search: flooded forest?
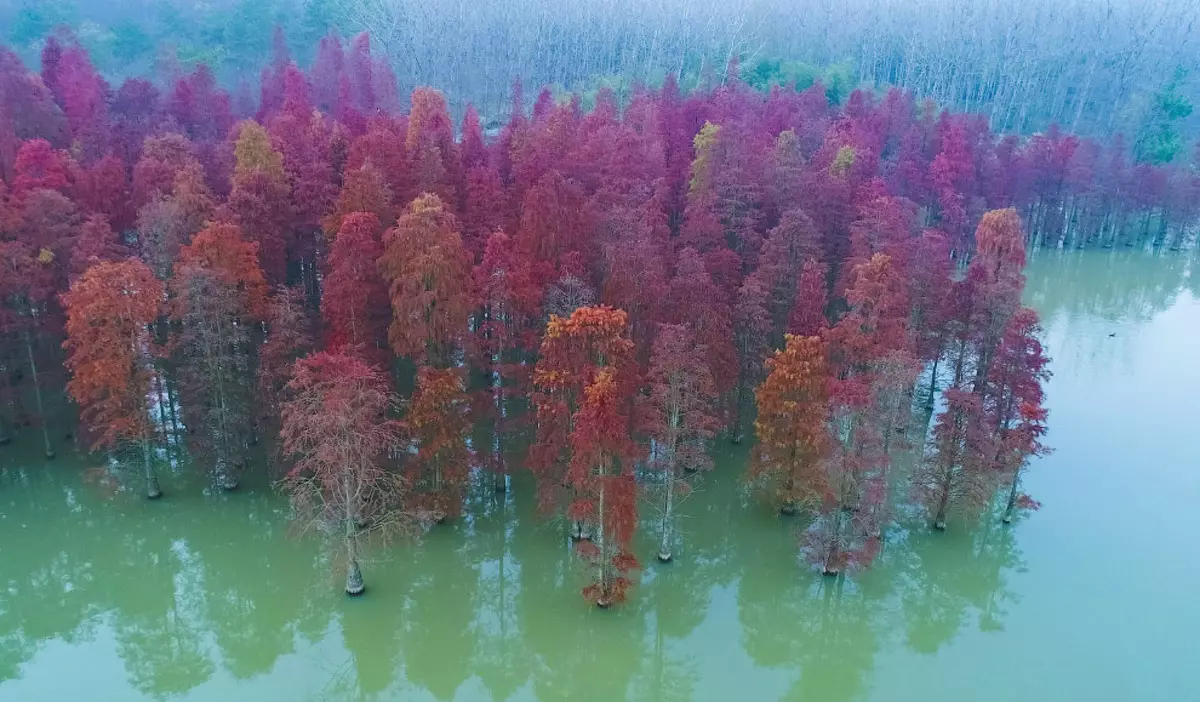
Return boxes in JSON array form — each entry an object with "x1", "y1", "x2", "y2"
[{"x1": 1, "y1": 1, "x2": 1199, "y2": 700}]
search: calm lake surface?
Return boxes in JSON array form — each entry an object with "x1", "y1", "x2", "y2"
[{"x1": 2, "y1": 250, "x2": 1198, "y2": 702}]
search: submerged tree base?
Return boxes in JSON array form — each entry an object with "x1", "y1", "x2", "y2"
[{"x1": 346, "y1": 561, "x2": 365, "y2": 596}]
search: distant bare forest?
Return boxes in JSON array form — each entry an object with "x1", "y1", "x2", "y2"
[{"x1": 2, "y1": 0, "x2": 1197, "y2": 156}]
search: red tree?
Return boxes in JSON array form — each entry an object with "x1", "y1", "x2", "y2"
[
  {"x1": 11, "y1": 138, "x2": 71, "y2": 198},
  {"x1": 914, "y1": 389, "x2": 993, "y2": 529},
  {"x1": 788, "y1": 259, "x2": 829, "y2": 337},
  {"x1": 379, "y1": 194, "x2": 472, "y2": 367},
  {"x1": 531, "y1": 306, "x2": 636, "y2": 540},
  {"x1": 638, "y1": 324, "x2": 719, "y2": 561},
  {"x1": 471, "y1": 231, "x2": 540, "y2": 488},
  {"x1": 751, "y1": 334, "x2": 830, "y2": 515},
  {"x1": 257, "y1": 286, "x2": 314, "y2": 445},
  {"x1": 280, "y1": 351, "x2": 405, "y2": 596},
  {"x1": 408, "y1": 367, "x2": 472, "y2": 521},
  {"x1": 171, "y1": 222, "x2": 267, "y2": 488},
  {"x1": 966, "y1": 208, "x2": 1028, "y2": 391},
  {"x1": 406, "y1": 87, "x2": 460, "y2": 207},
  {"x1": 69, "y1": 214, "x2": 128, "y2": 281},
  {"x1": 569, "y1": 368, "x2": 639, "y2": 606},
  {"x1": 731, "y1": 273, "x2": 772, "y2": 443},
  {"x1": 666, "y1": 248, "x2": 737, "y2": 409},
  {"x1": 229, "y1": 120, "x2": 293, "y2": 285},
  {"x1": 62, "y1": 259, "x2": 164, "y2": 497},
  {"x1": 323, "y1": 162, "x2": 394, "y2": 238},
  {"x1": 321, "y1": 212, "x2": 390, "y2": 362},
  {"x1": 984, "y1": 307, "x2": 1051, "y2": 523},
  {"x1": 810, "y1": 253, "x2": 912, "y2": 573}
]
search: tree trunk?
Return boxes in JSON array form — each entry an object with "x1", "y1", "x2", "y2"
[
  {"x1": 823, "y1": 509, "x2": 842, "y2": 576},
  {"x1": 164, "y1": 372, "x2": 181, "y2": 441},
  {"x1": 141, "y1": 436, "x2": 162, "y2": 499},
  {"x1": 24, "y1": 330, "x2": 53, "y2": 459},
  {"x1": 344, "y1": 476, "x2": 365, "y2": 596},
  {"x1": 659, "y1": 468, "x2": 674, "y2": 562},
  {"x1": 780, "y1": 468, "x2": 798, "y2": 515},
  {"x1": 925, "y1": 356, "x2": 940, "y2": 409},
  {"x1": 730, "y1": 386, "x2": 745, "y2": 444},
  {"x1": 216, "y1": 457, "x2": 238, "y2": 491},
  {"x1": 1002, "y1": 468, "x2": 1022, "y2": 524},
  {"x1": 596, "y1": 475, "x2": 610, "y2": 608},
  {"x1": 345, "y1": 552, "x2": 365, "y2": 596},
  {"x1": 934, "y1": 477, "x2": 950, "y2": 530}
]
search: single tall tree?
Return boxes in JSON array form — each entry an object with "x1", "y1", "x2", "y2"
[
  {"x1": 408, "y1": 367, "x2": 473, "y2": 521},
  {"x1": 379, "y1": 194, "x2": 472, "y2": 368},
  {"x1": 750, "y1": 334, "x2": 830, "y2": 515},
  {"x1": 322, "y1": 212, "x2": 389, "y2": 363},
  {"x1": 913, "y1": 389, "x2": 993, "y2": 530},
  {"x1": 984, "y1": 307, "x2": 1051, "y2": 523},
  {"x1": 638, "y1": 324, "x2": 720, "y2": 562},
  {"x1": 570, "y1": 368, "x2": 639, "y2": 607},
  {"x1": 62, "y1": 259, "x2": 164, "y2": 497},
  {"x1": 171, "y1": 222, "x2": 267, "y2": 489},
  {"x1": 280, "y1": 351, "x2": 405, "y2": 596}
]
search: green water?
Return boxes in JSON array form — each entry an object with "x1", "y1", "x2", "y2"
[{"x1": 2, "y1": 250, "x2": 1198, "y2": 702}]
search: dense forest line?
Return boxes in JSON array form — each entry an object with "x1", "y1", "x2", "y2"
[
  {"x1": 2, "y1": 0, "x2": 1198, "y2": 148},
  {"x1": 0, "y1": 24, "x2": 1180, "y2": 606}
]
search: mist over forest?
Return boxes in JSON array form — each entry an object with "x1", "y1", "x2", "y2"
[{"x1": 2, "y1": 0, "x2": 1198, "y2": 158}]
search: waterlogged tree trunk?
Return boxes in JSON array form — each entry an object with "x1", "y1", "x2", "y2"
[
  {"x1": 596, "y1": 473, "x2": 611, "y2": 608},
  {"x1": 214, "y1": 383, "x2": 237, "y2": 491},
  {"x1": 934, "y1": 473, "x2": 951, "y2": 531},
  {"x1": 731, "y1": 383, "x2": 747, "y2": 444},
  {"x1": 23, "y1": 330, "x2": 53, "y2": 459},
  {"x1": 659, "y1": 469, "x2": 675, "y2": 562},
  {"x1": 142, "y1": 435, "x2": 161, "y2": 499},
  {"x1": 781, "y1": 444, "x2": 799, "y2": 516},
  {"x1": 823, "y1": 418, "x2": 856, "y2": 576},
  {"x1": 154, "y1": 373, "x2": 171, "y2": 452},
  {"x1": 823, "y1": 505, "x2": 843, "y2": 576},
  {"x1": 211, "y1": 315, "x2": 238, "y2": 491},
  {"x1": 491, "y1": 360, "x2": 508, "y2": 494},
  {"x1": 345, "y1": 532, "x2": 365, "y2": 596},
  {"x1": 924, "y1": 357, "x2": 940, "y2": 410},
  {"x1": 1003, "y1": 467, "x2": 1023, "y2": 524},
  {"x1": 659, "y1": 404, "x2": 681, "y2": 561},
  {"x1": 344, "y1": 475, "x2": 365, "y2": 596},
  {"x1": 163, "y1": 369, "x2": 181, "y2": 441}
]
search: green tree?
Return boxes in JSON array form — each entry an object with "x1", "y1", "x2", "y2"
[{"x1": 1135, "y1": 68, "x2": 1194, "y2": 165}]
